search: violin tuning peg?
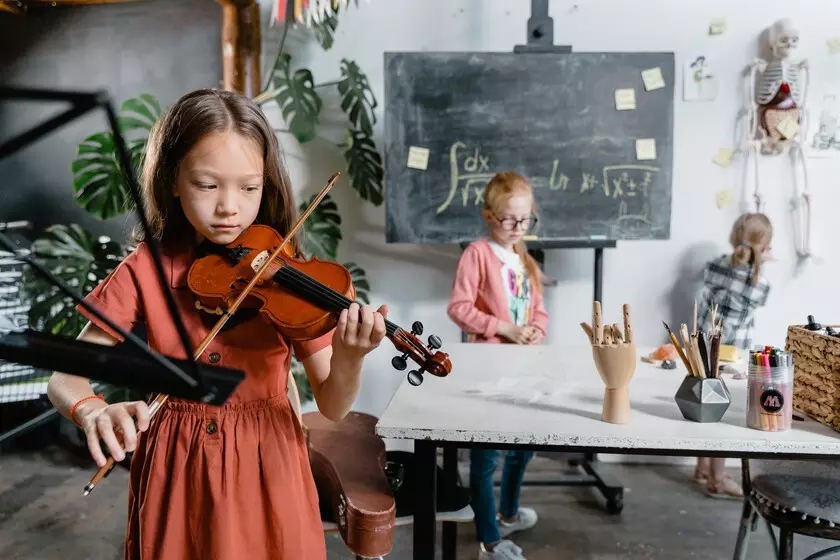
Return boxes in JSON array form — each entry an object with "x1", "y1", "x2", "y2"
[
  {"x1": 411, "y1": 321, "x2": 424, "y2": 336},
  {"x1": 391, "y1": 355, "x2": 408, "y2": 371},
  {"x1": 407, "y1": 370, "x2": 424, "y2": 387},
  {"x1": 427, "y1": 334, "x2": 442, "y2": 350}
]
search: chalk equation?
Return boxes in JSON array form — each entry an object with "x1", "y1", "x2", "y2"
[{"x1": 436, "y1": 142, "x2": 660, "y2": 220}]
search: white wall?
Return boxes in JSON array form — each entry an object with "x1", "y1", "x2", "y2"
[{"x1": 260, "y1": 0, "x2": 840, "y2": 418}]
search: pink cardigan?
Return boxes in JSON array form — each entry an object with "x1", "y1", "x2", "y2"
[{"x1": 447, "y1": 239, "x2": 549, "y2": 344}]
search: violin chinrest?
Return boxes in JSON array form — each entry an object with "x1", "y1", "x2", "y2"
[{"x1": 303, "y1": 411, "x2": 395, "y2": 558}]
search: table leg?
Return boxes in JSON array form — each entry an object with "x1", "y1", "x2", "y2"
[
  {"x1": 414, "y1": 440, "x2": 437, "y2": 559},
  {"x1": 441, "y1": 444, "x2": 458, "y2": 560}
]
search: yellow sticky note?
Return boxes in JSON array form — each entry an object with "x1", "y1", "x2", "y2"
[
  {"x1": 635, "y1": 138, "x2": 657, "y2": 161},
  {"x1": 709, "y1": 18, "x2": 727, "y2": 35},
  {"x1": 713, "y1": 148, "x2": 734, "y2": 168},
  {"x1": 716, "y1": 189, "x2": 734, "y2": 208},
  {"x1": 828, "y1": 37, "x2": 840, "y2": 55},
  {"x1": 641, "y1": 67, "x2": 665, "y2": 91},
  {"x1": 406, "y1": 146, "x2": 430, "y2": 170},
  {"x1": 776, "y1": 117, "x2": 800, "y2": 139},
  {"x1": 615, "y1": 88, "x2": 636, "y2": 110}
]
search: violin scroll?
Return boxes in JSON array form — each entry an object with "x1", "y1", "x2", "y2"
[{"x1": 390, "y1": 320, "x2": 452, "y2": 387}]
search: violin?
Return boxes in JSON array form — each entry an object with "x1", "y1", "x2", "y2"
[{"x1": 187, "y1": 223, "x2": 452, "y2": 384}]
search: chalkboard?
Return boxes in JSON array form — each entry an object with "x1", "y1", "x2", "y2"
[{"x1": 383, "y1": 51, "x2": 675, "y2": 244}]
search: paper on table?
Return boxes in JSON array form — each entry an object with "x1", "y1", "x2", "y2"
[
  {"x1": 776, "y1": 117, "x2": 800, "y2": 139},
  {"x1": 713, "y1": 148, "x2": 734, "y2": 168},
  {"x1": 635, "y1": 138, "x2": 657, "y2": 161},
  {"x1": 709, "y1": 18, "x2": 727, "y2": 35},
  {"x1": 716, "y1": 189, "x2": 734, "y2": 208},
  {"x1": 642, "y1": 67, "x2": 666, "y2": 91},
  {"x1": 406, "y1": 146, "x2": 430, "y2": 170},
  {"x1": 615, "y1": 88, "x2": 636, "y2": 110}
]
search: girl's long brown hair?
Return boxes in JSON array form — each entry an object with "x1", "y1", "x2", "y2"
[
  {"x1": 483, "y1": 171, "x2": 543, "y2": 295},
  {"x1": 729, "y1": 212, "x2": 772, "y2": 285},
  {"x1": 134, "y1": 88, "x2": 300, "y2": 254}
]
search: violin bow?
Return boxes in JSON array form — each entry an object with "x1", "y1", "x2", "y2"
[{"x1": 84, "y1": 172, "x2": 342, "y2": 495}]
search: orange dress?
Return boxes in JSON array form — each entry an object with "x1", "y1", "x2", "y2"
[{"x1": 77, "y1": 240, "x2": 332, "y2": 560}]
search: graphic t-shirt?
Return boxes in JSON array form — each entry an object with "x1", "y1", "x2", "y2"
[{"x1": 488, "y1": 240, "x2": 531, "y2": 327}]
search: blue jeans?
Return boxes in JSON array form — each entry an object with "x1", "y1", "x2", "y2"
[{"x1": 469, "y1": 448, "x2": 534, "y2": 544}]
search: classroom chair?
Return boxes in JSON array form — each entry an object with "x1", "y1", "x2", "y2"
[{"x1": 733, "y1": 458, "x2": 840, "y2": 560}]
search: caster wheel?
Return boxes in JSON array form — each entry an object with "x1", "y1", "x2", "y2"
[{"x1": 607, "y1": 498, "x2": 624, "y2": 514}]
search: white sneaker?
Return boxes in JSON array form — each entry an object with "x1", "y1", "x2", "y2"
[
  {"x1": 497, "y1": 507, "x2": 538, "y2": 538},
  {"x1": 479, "y1": 539, "x2": 526, "y2": 559}
]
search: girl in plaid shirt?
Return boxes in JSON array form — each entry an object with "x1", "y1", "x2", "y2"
[{"x1": 693, "y1": 212, "x2": 773, "y2": 498}]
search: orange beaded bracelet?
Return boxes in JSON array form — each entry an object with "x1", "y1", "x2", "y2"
[{"x1": 70, "y1": 394, "x2": 105, "y2": 428}]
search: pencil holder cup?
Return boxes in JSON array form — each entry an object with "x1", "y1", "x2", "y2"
[
  {"x1": 592, "y1": 343, "x2": 637, "y2": 424},
  {"x1": 674, "y1": 376, "x2": 731, "y2": 423},
  {"x1": 747, "y1": 362, "x2": 793, "y2": 432}
]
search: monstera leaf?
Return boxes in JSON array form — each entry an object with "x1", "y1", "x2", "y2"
[
  {"x1": 273, "y1": 53, "x2": 323, "y2": 144},
  {"x1": 337, "y1": 59, "x2": 377, "y2": 136},
  {"x1": 299, "y1": 192, "x2": 341, "y2": 261},
  {"x1": 72, "y1": 94, "x2": 161, "y2": 219},
  {"x1": 23, "y1": 224, "x2": 126, "y2": 338},
  {"x1": 312, "y1": 8, "x2": 339, "y2": 50},
  {"x1": 344, "y1": 261, "x2": 370, "y2": 304},
  {"x1": 343, "y1": 129, "x2": 384, "y2": 205}
]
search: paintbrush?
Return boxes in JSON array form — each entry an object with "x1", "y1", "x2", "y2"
[
  {"x1": 709, "y1": 332, "x2": 721, "y2": 379},
  {"x1": 697, "y1": 330, "x2": 711, "y2": 378},
  {"x1": 681, "y1": 324, "x2": 698, "y2": 376},
  {"x1": 689, "y1": 333, "x2": 705, "y2": 378},
  {"x1": 693, "y1": 299, "x2": 698, "y2": 334},
  {"x1": 663, "y1": 321, "x2": 693, "y2": 373}
]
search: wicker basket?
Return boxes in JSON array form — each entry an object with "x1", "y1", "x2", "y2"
[{"x1": 786, "y1": 325, "x2": 840, "y2": 433}]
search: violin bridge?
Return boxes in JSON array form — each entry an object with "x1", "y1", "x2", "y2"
[
  {"x1": 194, "y1": 299, "x2": 225, "y2": 316},
  {"x1": 250, "y1": 250, "x2": 271, "y2": 273}
]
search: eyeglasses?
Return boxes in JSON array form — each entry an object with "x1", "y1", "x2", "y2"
[{"x1": 494, "y1": 214, "x2": 538, "y2": 232}]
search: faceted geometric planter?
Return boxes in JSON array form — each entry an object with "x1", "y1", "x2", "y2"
[{"x1": 674, "y1": 376, "x2": 731, "y2": 423}]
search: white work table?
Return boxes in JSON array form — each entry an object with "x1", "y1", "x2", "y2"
[{"x1": 374, "y1": 343, "x2": 840, "y2": 559}]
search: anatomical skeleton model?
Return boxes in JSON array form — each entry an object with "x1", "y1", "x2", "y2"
[{"x1": 743, "y1": 18, "x2": 813, "y2": 264}]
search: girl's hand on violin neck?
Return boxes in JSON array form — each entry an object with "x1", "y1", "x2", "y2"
[
  {"x1": 78, "y1": 400, "x2": 151, "y2": 468},
  {"x1": 332, "y1": 302, "x2": 388, "y2": 364}
]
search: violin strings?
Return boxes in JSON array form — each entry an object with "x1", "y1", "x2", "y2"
[
  {"x1": 274, "y1": 265, "x2": 399, "y2": 335},
  {"x1": 272, "y1": 265, "x2": 429, "y2": 357}
]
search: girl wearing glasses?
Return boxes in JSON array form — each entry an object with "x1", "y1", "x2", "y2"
[{"x1": 447, "y1": 170, "x2": 549, "y2": 560}]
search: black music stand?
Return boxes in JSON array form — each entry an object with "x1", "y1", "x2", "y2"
[{"x1": 0, "y1": 86, "x2": 245, "y2": 449}]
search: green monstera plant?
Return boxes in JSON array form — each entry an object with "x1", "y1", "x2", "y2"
[{"x1": 24, "y1": 7, "x2": 383, "y2": 405}]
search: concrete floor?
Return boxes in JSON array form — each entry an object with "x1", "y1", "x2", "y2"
[{"x1": 0, "y1": 447, "x2": 835, "y2": 559}]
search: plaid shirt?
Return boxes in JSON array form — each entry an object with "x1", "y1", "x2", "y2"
[{"x1": 696, "y1": 255, "x2": 771, "y2": 350}]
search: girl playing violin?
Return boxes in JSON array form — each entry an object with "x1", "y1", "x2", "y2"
[
  {"x1": 447, "y1": 171, "x2": 549, "y2": 560},
  {"x1": 46, "y1": 88, "x2": 388, "y2": 560}
]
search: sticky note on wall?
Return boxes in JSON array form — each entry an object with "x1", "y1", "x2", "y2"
[
  {"x1": 828, "y1": 37, "x2": 840, "y2": 55},
  {"x1": 641, "y1": 67, "x2": 665, "y2": 91},
  {"x1": 406, "y1": 146, "x2": 430, "y2": 170},
  {"x1": 716, "y1": 189, "x2": 734, "y2": 208},
  {"x1": 615, "y1": 89, "x2": 636, "y2": 110},
  {"x1": 713, "y1": 148, "x2": 734, "y2": 168},
  {"x1": 709, "y1": 18, "x2": 727, "y2": 35},
  {"x1": 635, "y1": 138, "x2": 657, "y2": 160}
]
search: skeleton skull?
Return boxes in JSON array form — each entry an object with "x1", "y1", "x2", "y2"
[{"x1": 769, "y1": 18, "x2": 800, "y2": 60}]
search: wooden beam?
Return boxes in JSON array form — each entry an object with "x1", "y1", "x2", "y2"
[
  {"x1": 217, "y1": 0, "x2": 260, "y2": 97},
  {"x1": 0, "y1": 0, "x2": 26, "y2": 14}
]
